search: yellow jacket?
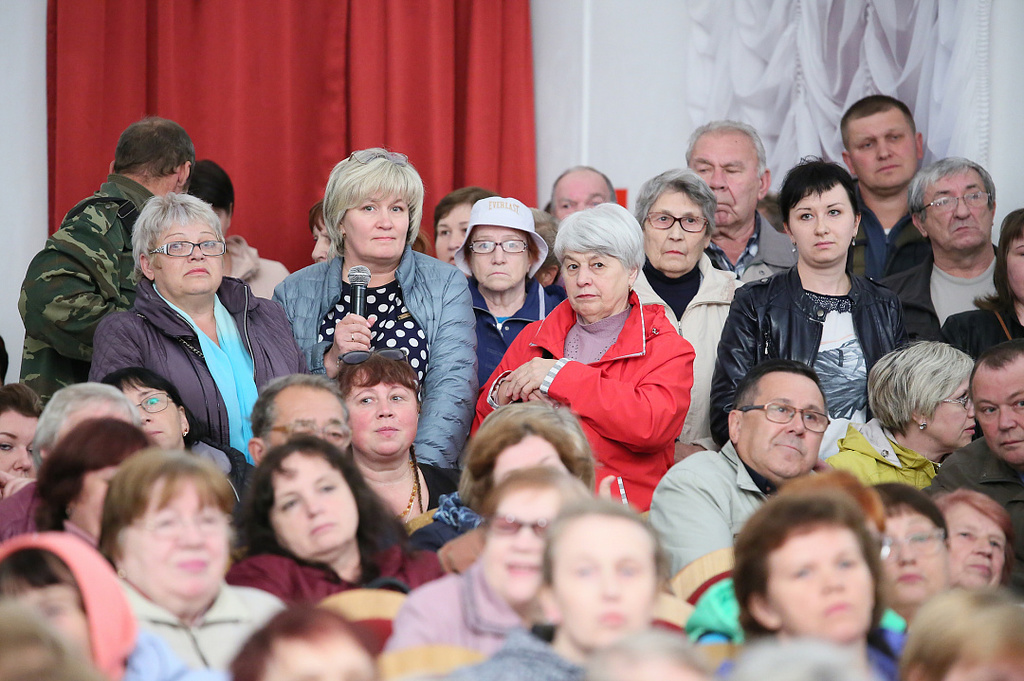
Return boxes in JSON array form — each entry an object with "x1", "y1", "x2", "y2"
[{"x1": 828, "y1": 420, "x2": 936, "y2": 489}]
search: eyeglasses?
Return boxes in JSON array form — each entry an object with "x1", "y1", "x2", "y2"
[
  {"x1": 737, "y1": 402, "x2": 829, "y2": 433},
  {"x1": 881, "y1": 529, "x2": 946, "y2": 561},
  {"x1": 347, "y1": 149, "x2": 409, "y2": 166},
  {"x1": 646, "y1": 212, "x2": 708, "y2": 233},
  {"x1": 487, "y1": 514, "x2": 550, "y2": 538},
  {"x1": 468, "y1": 239, "x2": 529, "y2": 255},
  {"x1": 138, "y1": 510, "x2": 229, "y2": 540},
  {"x1": 136, "y1": 392, "x2": 171, "y2": 414},
  {"x1": 924, "y1": 191, "x2": 990, "y2": 214},
  {"x1": 941, "y1": 394, "x2": 972, "y2": 410},
  {"x1": 271, "y1": 419, "x2": 350, "y2": 445},
  {"x1": 149, "y1": 240, "x2": 226, "y2": 257},
  {"x1": 340, "y1": 348, "x2": 409, "y2": 365}
]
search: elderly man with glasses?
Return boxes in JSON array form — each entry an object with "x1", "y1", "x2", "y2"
[
  {"x1": 882, "y1": 157, "x2": 998, "y2": 341},
  {"x1": 650, "y1": 359, "x2": 827, "y2": 576}
]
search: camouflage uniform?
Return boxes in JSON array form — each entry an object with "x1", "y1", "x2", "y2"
[{"x1": 19, "y1": 174, "x2": 153, "y2": 403}]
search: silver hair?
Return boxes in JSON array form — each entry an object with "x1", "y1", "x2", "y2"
[
  {"x1": 868, "y1": 341, "x2": 974, "y2": 434},
  {"x1": 250, "y1": 374, "x2": 348, "y2": 440},
  {"x1": 585, "y1": 629, "x2": 711, "y2": 681},
  {"x1": 907, "y1": 157, "x2": 996, "y2": 216},
  {"x1": 686, "y1": 120, "x2": 768, "y2": 176},
  {"x1": 322, "y1": 148, "x2": 425, "y2": 259},
  {"x1": 132, "y1": 192, "x2": 223, "y2": 275},
  {"x1": 633, "y1": 168, "x2": 717, "y2": 237},
  {"x1": 729, "y1": 639, "x2": 873, "y2": 681},
  {"x1": 33, "y1": 383, "x2": 139, "y2": 458},
  {"x1": 549, "y1": 165, "x2": 616, "y2": 207},
  {"x1": 554, "y1": 203, "x2": 645, "y2": 272}
]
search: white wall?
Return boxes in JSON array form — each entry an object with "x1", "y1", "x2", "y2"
[
  {"x1": 0, "y1": 1, "x2": 48, "y2": 384},
  {"x1": 533, "y1": 0, "x2": 1024, "y2": 234}
]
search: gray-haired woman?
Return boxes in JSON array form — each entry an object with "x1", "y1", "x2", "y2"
[
  {"x1": 473, "y1": 203, "x2": 696, "y2": 511},
  {"x1": 828, "y1": 341, "x2": 975, "y2": 488},
  {"x1": 90, "y1": 192, "x2": 306, "y2": 455},
  {"x1": 633, "y1": 169, "x2": 741, "y2": 456}
]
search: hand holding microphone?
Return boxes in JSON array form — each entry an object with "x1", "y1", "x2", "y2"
[{"x1": 326, "y1": 266, "x2": 378, "y2": 375}]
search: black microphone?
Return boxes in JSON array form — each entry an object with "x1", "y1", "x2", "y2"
[{"x1": 348, "y1": 265, "x2": 371, "y2": 318}]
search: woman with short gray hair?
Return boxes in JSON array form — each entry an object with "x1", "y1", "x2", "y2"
[
  {"x1": 90, "y1": 192, "x2": 306, "y2": 454},
  {"x1": 828, "y1": 341, "x2": 975, "y2": 488},
  {"x1": 632, "y1": 169, "x2": 740, "y2": 456},
  {"x1": 474, "y1": 203, "x2": 696, "y2": 511}
]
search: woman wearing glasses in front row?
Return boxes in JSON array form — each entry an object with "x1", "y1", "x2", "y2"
[
  {"x1": 454, "y1": 196, "x2": 566, "y2": 388},
  {"x1": 274, "y1": 148, "x2": 477, "y2": 469},
  {"x1": 827, "y1": 342, "x2": 975, "y2": 489},
  {"x1": 99, "y1": 449, "x2": 284, "y2": 670},
  {"x1": 711, "y1": 159, "x2": 907, "y2": 449},
  {"x1": 632, "y1": 169, "x2": 740, "y2": 456},
  {"x1": 90, "y1": 193, "x2": 306, "y2": 458}
]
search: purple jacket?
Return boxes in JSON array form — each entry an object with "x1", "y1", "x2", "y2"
[
  {"x1": 385, "y1": 559, "x2": 521, "y2": 655},
  {"x1": 89, "y1": 277, "x2": 307, "y2": 447}
]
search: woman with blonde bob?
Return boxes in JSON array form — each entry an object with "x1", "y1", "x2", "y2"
[
  {"x1": 274, "y1": 148, "x2": 476, "y2": 468},
  {"x1": 99, "y1": 449, "x2": 282, "y2": 670},
  {"x1": 387, "y1": 467, "x2": 590, "y2": 655},
  {"x1": 734, "y1": 491, "x2": 899, "y2": 680},
  {"x1": 829, "y1": 342, "x2": 975, "y2": 487},
  {"x1": 410, "y1": 402, "x2": 595, "y2": 566},
  {"x1": 900, "y1": 588, "x2": 1024, "y2": 681}
]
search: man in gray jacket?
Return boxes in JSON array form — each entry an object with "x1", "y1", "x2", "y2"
[{"x1": 650, "y1": 359, "x2": 826, "y2": 575}]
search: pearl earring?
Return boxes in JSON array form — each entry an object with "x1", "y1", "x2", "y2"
[{"x1": 919, "y1": 422, "x2": 927, "y2": 430}]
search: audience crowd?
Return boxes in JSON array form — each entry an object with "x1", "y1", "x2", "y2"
[{"x1": 4, "y1": 96, "x2": 1024, "y2": 681}]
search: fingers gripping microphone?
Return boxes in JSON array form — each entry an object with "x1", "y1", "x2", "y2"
[{"x1": 348, "y1": 265, "x2": 372, "y2": 318}]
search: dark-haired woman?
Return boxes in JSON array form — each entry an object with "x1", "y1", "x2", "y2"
[
  {"x1": 943, "y1": 208, "x2": 1024, "y2": 357},
  {"x1": 226, "y1": 435, "x2": 444, "y2": 603},
  {"x1": 711, "y1": 160, "x2": 907, "y2": 447},
  {"x1": 102, "y1": 366, "x2": 252, "y2": 495}
]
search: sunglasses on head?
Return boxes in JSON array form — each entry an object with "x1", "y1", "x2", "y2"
[{"x1": 340, "y1": 348, "x2": 409, "y2": 365}]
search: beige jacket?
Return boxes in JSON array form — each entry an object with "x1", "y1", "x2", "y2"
[{"x1": 634, "y1": 254, "x2": 740, "y2": 451}]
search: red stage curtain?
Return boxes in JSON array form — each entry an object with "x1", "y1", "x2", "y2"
[{"x1": 47, "y1": 0, "x2": 536, "y2": 272}]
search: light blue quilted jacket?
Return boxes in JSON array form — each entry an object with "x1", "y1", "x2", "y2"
[{"x1": 273, "y1": 248, "x2": 477, "y2": 468}]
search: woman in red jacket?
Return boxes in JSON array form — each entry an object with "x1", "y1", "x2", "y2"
[{"x1": 475, "y1": 203, "x2": 695, "y2": 510}]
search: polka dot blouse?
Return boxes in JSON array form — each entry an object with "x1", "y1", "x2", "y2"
[{"x1": 318, "y1": 279, "x2": 429, "y2": 384}]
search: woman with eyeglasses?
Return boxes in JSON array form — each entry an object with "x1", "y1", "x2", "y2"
[
  {"x1": 387, "y1": 467, "x2": 589, "y2": 655},
  {"x1": 336, "y1": 352, "x2": 459, "y2": 523},
  {"x1": 453, "y1": 196, "x2": 566, "y2": 387},
  {"x1": 102, "y1": 366, "x2": 253, "y2": 496},
  {"x1": 874, "y1": 483, "x2": 951, "y2": 625},
  {"x1": 99, "y1": 449, "x2": 284, "y2": 670},
  {"x1": 632, "y1": 169, "x2": 740, "y2": 456},
  {"x1": 828, "y1": 342, "x2": 975, "y2": 489},
  {"x1": 90, "y1": 192, "x2": 306, "y2": 458},
  {"x1": 274, "y1": 148, "x2": 477, "y2": 469},
  {"x1": 226, "y1": 435, "x2": 444, "y2": 603},
  {"x1": 711, "y1": 159, "x2": 907, "y2": 449}
]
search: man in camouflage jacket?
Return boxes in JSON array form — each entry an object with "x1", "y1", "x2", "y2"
[{"x1": 19, "y1": 117, "x2": 194, "y2": 402}]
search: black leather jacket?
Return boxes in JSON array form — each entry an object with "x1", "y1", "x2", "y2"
[{"x1": 710, "y1": 267, "x2": 908, "y2": 445}]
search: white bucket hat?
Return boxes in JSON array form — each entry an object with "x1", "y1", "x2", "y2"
[{"x1": 454, "y1": 196, "x2": 549, "y2": 278}]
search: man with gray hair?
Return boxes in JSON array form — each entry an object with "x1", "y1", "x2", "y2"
[
  {"x1": 247, "y1": 374, "x2": 350, "y2": 464},
  {"x1": 687, "y1": 120, "x2": 796, "y2": 282},
  {"x1": 20, "y1": 117, "x2": 195, "y2": 403},
  {"x1": 882, "y1": 157, "x2": 997, "y2": 341},
  {"x1": 547, "y1": 166, "x2": 617, "y2": 221},
  {"x1": 0, "y1": 382, "x2": 137, "y2": 539}
]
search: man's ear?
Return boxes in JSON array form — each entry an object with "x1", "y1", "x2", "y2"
[
  {"x1": 912, "y1": 213, "x2": 928, "y2": 239},
  {"x1": 841, "y1": 150, "x2": 856, "y2": 177},
  {"x1": 728, "y1": 409, "x2": 743, "y2": 446},
  {"x1": 248, "y1": 437, "x2": 267, "y2": 465},
  {"x1": 757, "y1": 168, "x2": 772, "y2": 201}
]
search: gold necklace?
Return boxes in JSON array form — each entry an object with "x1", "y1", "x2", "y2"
[{"x1": 398, "y1": 457, "x2": 422, "y2": 519}]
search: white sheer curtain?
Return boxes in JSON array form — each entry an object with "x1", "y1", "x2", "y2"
[{"x1": 685, "y1": 0, "x2": 992, "y2": 189}]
